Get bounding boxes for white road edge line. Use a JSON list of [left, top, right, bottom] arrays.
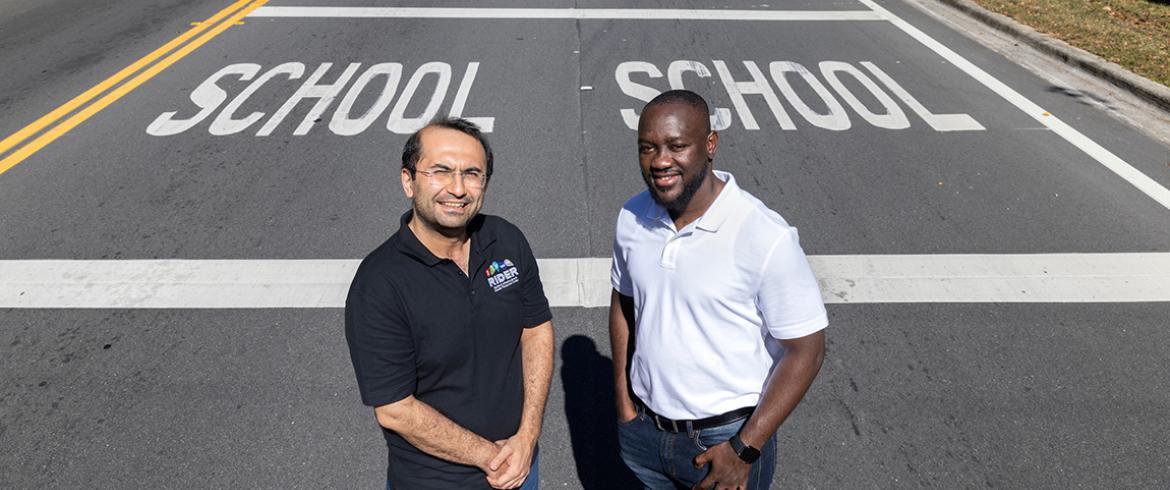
[[247, 7, 884, 21], [1, 255, 1168, 308], [857, 0, 1170, 210]]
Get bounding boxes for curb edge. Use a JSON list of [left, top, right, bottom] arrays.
[[935, 0, 1170, 114]]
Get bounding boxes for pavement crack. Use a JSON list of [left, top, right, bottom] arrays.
[[573, 9, 595, 256], [838, 398, 862, 436]]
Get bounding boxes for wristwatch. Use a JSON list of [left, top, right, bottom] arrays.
[[728, 434, 761, 464]]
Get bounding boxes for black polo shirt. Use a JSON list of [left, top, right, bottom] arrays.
[[345, 211, 552, 490]]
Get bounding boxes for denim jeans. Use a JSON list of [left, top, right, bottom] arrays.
[[383, 451, 539, 490], [618, 407, 777, 490]]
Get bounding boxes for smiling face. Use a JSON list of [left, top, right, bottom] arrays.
[[400, 126, 487, 237], [637, 101, 718, 213]]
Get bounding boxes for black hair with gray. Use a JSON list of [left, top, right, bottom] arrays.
[[401, 117, 494, 182]]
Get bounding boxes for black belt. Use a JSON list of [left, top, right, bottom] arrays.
[[638, 402, 754, 433]]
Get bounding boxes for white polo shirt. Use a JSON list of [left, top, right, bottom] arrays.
[[611, 171, 828, 420]]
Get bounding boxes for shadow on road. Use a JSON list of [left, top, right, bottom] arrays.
[[1045, 85, 1117, 110], [560, 335, 641, 490]]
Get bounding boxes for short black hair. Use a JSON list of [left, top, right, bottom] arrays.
[[401, 117, 493, 182], [643, 90, 711, 133]]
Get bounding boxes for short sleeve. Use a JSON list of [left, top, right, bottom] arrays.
[[611, 218, 633, 296], [344, 285, 417, 407], [756, 228, 829, 339], [518, 234, 552, 328]]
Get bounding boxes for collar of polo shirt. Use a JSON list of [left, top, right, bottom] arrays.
[[642, 170, 740, 232], [395, 210, 498, 267]]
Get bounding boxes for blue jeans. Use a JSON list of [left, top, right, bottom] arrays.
[[384, 451, 539, 490], [618, 407, 777, 490]]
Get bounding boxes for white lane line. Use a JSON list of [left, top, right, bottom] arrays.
[[1, 255, 1167, 308], [248, 7, 884, 21], [857, 0, 1170, 210]]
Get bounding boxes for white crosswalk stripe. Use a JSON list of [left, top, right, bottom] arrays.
[[2, 254, 1167, 308]]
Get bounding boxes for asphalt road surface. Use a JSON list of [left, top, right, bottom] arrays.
[[2, 0, 1169, 488]]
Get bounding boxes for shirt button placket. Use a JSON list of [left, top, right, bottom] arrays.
[[660, 233, 683, 269]]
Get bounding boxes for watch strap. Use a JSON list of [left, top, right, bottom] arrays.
[[728, 433, 761, 464]]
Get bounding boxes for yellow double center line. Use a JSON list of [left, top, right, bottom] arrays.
[[0, 0, 269, 176]]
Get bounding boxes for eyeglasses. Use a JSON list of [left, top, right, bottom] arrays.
[[414, 168, 487, 189]]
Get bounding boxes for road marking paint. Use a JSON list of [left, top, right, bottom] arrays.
[[247, 7, 884, 21], [0, 0, 266, 176], [857, 0, 1170, 210], [0, 0, 254, 168], [245, 4, 1168, 209], [1, 254, 1166, 308], [808, 253, 1170, 304]]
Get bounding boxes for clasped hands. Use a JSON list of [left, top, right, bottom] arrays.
[[480, 433, 536, 489]]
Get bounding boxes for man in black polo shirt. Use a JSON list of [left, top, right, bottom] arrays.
[[345, 118, 554, 490]]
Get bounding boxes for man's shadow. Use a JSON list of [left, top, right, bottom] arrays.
[[560, 335, 642, 489]]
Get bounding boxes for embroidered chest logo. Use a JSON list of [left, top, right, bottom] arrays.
[[485, 259, 520, 293]]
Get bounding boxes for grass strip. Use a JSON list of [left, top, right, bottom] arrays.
[[972, 0, 1170, 87]]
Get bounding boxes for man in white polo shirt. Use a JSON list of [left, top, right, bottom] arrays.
[[610, 90, 828, 490]]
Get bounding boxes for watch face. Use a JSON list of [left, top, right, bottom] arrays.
[[730, 434, 762, 463], [738, 445, 762, 464]]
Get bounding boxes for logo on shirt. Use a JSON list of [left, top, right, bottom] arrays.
[[485, 259, 520, 292]]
